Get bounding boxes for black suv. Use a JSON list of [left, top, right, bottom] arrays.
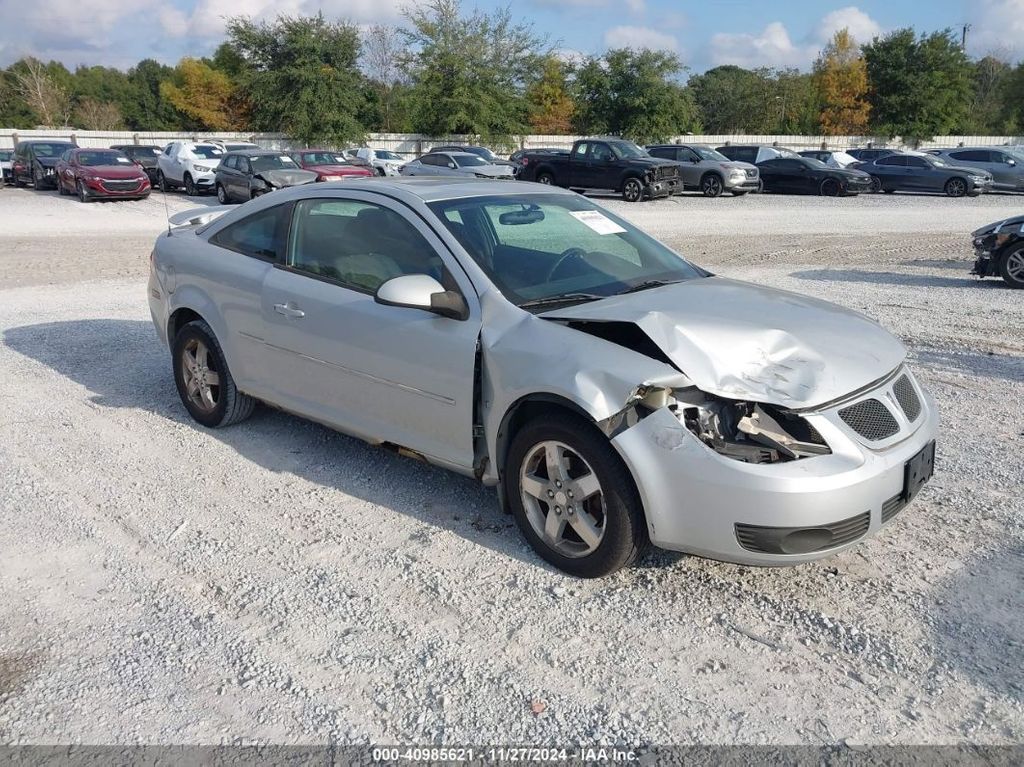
[[110, 144, 163, 184], [11, 140, 77, 189]]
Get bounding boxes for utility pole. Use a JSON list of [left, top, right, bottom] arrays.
[[961, 23, 971, 52]]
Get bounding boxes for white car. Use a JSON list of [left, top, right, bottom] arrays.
[[157, 142, 225, 196], [345, 147, 405, 176]]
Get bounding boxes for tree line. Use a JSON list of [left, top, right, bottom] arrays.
[[2, 0, 1023, 146]]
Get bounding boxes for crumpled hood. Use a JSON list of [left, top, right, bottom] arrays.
[[973, 215, 1024, 236], [543, 277, 906, 409], [255, 169, 318, 188], [470, 164, 515, 178]]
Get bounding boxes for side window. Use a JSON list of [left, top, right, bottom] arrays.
[[590, 143, 614, 162], [906, 156, 928, 168], [421, 154, 441, 167], [647, 147, 670, 159], [733, 148, 756, 163], [951, 150, 987, 162], [209, 204, 292, 262], [573, 142, 589, 158], [878, 155, 906, 166], [222, 156, 236, 170], [287, 198, 446, 293]]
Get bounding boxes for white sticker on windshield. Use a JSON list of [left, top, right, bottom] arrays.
[[570, 210, 627, 235]]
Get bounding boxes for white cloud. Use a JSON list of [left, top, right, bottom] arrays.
[[709, 6, 883, 69], [625, 0, 645, 13], [968, 0, 1024, 60], [604, 25, 678, 53]]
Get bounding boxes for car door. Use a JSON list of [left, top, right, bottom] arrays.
[[873, 155, 907, 188], [900, 156, 933, 191], [674, 147, 704, 187], [983, 150, 1015, 187], [582, 142, 618, 190], [259, 193, 481, 470]]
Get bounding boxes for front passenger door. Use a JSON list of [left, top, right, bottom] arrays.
[[259, 194, 481, 470]]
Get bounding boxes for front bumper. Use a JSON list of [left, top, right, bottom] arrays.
[[612, 370, 939, 565], [724, 174, 759, 191], [82, 177, 151, 199], [644, 178, 680, 199], [968, 178, 994, 194], [845, 178, 874, 193], [191, 170, 216, 191]]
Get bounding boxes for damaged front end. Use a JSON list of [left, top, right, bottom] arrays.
[[606, 385, 831, 464]]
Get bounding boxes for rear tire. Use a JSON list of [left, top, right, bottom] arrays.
[[157, 170, 169, 192], [216, 184, 228, 204], [998, 244, 1024, 289], [172, 320, 255, 428], [184, 173, 197, 197], [504, 413, 647, 578]]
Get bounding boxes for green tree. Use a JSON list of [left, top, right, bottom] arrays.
[[0, 68, 36, 128], [525, 55, 574, 134], [1002, 63, 1024, 133], [814, 29, 870, 135], [7, 58, 73, 127], [863, 28, 971, 142], [124, 59, 180, 131], [688, 65, 762, 133], [573, 49, 699, 143], [964, 55, 1013, 134], [224, 13, 365, 145], [402, 0, 545, 141]]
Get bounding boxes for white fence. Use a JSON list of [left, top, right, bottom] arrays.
[[2, 128, 1022, 155]]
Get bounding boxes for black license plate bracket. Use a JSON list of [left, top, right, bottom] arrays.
[[903, 440, 936, 503]]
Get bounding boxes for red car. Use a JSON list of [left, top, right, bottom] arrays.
[[289, 150, 373, 181], [56, 148, 151, 202]]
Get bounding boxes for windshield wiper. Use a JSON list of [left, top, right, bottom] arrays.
[[616, 279, 680, 295], [519, 292, 606, 309]]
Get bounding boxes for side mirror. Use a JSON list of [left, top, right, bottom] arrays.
[[1008, 159, 1016, 166], [448, 162, 457, 169], [375, 274, 469, 321]]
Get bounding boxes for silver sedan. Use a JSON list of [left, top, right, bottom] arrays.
[[149, 179, 938, 577]]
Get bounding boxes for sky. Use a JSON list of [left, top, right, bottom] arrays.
[[0, 0, 1023, 73]]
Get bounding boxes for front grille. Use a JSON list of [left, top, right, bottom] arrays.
[[745, 168, 757, 178], [892, 375, 921, 421], [735, 511, 870, 555], [655, 166, 678, 180], [101, 179, 142, 192], [881, 493, 906, 524], [838, 398, 900, 441]]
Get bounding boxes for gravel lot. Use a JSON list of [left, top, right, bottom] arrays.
[[0, 184, 1022, 747]]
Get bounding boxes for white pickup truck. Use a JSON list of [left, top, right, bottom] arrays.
[[157, 142, 225, 196]]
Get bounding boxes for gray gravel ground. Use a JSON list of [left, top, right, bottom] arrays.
[[0, 185, 1022, 746]]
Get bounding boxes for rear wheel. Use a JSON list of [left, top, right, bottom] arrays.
[[57, 175, 67, 195], [700, 173, 724, 197], [945, 177, 967, 198], [999, 244, 1024, 289], [505, 413, 647, 578], [537, 172, 555, 186], [216, 183, 228, 204], [172, 320, 255, 428], [622, 177, 644, 202], [183, 173, 197, 196]]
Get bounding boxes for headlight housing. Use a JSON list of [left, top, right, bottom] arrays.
[[193, 164, 213, 173]]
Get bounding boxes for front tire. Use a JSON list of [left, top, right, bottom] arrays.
[[945, 177, 967, 198], [537, 171, 555, 186], [504, 413, 647, 578], [172, 320, 256, 428], [999, 244, 1024, 289], [819, 177, 841, 196], [700, 173, 724, 197], [622, 177, 644, 202], [77, 180, 89, 203], [157, 170, 169, 192], [869, 175, 883, 193], [183, 173, 197, 196]]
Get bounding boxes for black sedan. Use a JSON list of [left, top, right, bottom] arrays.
[[214, 150, 317, 204], [971, 214, 1024, 288], [862, 154, 993, 197], [756, 157, 873, 196]]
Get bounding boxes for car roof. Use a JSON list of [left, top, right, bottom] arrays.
[[292, 177, 577, 203], [435, 151, 479, 159], [224, 149, 285, 156]]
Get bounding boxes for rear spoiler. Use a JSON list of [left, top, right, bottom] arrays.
[[167, 207, 231, 230]]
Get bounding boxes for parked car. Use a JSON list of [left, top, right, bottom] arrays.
[[289, 150, 374, 181], [646, 143, 759, 197], [214, 150, 317, 204], [509, 148, 565, 165], [55, 148, 151, 202], [516, 138, 681, 201], [345, 148, 405, 176], [208, 140, 261, 154], [0, 149, 12, 184], [757, 157, 873, 196], [429, 145, 514, 166], [862, 153, 994, 197], [157, 141, 225, 195], [110, 144, 162, 184], [716, 144, 799, 165], [11, 140, 77, 188], [798, 150, 860, 169], [846, 148, 900, 162], [400, 151, 515, 179], [149, 179, 937, 577], [930, 147, 1024, 193], [971, 214, 1024, 288]]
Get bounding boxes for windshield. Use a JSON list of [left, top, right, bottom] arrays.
[[832, 151, 857, 165], [802, 158, 829, 169], [453, 155, 488, 168], [300, 152, 348, 165], [429, 194, 705, 308], [249, 154, 298, 172], [466, 147, 498, 161], [608, 141, 648, 160], [376, 150, 402, 160], [692, 145, 729, 162], [78, 151, 133, 167], [30, 143, 75, 157], [191, 145, 223, 159]]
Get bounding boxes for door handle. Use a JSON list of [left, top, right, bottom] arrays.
[[274, 303, 305, 318]]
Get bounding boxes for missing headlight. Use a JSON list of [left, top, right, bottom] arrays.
[[677, 391, 830, 464]]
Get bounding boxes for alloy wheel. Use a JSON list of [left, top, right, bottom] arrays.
[[1004, 250, 1024, 286], [870, 176, 883, 193], [519, 440, 606, 558], [184, 175, 197, 196], [180, 338, 221, 413], [946, 178, 966, 197], [623, 178, 643, 202], [702, 175, 723, 197]]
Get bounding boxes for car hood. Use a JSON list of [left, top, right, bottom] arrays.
[[254, 169, 319, 188], [833, 167, 872, 179], [35, 157, 62, 167], [83, 165, 148, 179], [468, 164, 515, 177], [941, 164, 993, 178], [542, 277, 906, 409], [305, 164, 372, 176], [973, 215, 1024, 236]]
